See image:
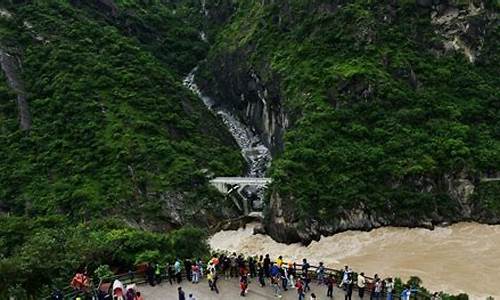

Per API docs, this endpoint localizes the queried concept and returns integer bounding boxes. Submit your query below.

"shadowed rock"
[0,48,31,130]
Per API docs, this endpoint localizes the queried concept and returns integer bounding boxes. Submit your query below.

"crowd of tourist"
[143,253,428,300]
[56,253,436,299]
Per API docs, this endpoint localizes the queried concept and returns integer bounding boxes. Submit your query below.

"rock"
[429,0,495,63]
[198,50,288,155]
[0,48,31,130]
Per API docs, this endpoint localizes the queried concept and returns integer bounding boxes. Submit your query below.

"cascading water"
[183,67,271,205]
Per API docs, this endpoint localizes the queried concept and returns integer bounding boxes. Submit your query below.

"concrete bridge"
[480,177,500,182]
[209,177,272,215]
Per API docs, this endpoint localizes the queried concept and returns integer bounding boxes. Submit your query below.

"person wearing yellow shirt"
[276,255,284,267]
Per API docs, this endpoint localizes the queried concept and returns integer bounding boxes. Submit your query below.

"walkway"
[139,278,356,300]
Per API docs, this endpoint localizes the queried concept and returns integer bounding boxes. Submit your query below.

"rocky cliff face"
[425,0,498,63]
[266,173,500,245]
[198,53,289,155]
[0,48,31,131]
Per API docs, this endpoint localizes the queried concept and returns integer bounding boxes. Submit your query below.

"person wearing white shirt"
[357,272,366,298]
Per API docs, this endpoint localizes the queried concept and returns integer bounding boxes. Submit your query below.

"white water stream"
[183,68,271,178]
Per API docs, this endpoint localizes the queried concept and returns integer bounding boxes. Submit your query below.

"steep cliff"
[201,0,500,243]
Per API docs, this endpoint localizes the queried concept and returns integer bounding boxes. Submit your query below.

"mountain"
[198,0,500,243]
[0,0,499,297]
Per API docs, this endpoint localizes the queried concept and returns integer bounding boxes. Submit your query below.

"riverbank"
[209,222,500,299]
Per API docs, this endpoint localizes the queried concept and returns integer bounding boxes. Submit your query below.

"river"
[210,222,500,299]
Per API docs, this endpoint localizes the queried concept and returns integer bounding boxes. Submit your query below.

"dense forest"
[0,1,243,297]
[0,0,499,298]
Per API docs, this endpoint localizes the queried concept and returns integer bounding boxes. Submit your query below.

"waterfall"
[183,67,271,179]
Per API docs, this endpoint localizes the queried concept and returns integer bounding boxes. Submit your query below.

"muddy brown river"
[209,222,500,299]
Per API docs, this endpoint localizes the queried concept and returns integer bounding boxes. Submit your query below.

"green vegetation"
[205,0,500,224]
[0,1,243,296]
[0,216,209,298]
[1,0,499,297]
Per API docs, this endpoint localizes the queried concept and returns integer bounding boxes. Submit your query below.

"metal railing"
[286,262,431,300]
[47,258,432,299]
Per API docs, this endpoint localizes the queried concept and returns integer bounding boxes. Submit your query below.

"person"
[271,274,282,298]
[155,263,162,284]
[344,273,354,300]
[258,259,266,287]
[316,262,325,284]
[98,288,111,300]
[146,263,155,286]
[303,273,311,292]
[301,258,310,275]
[430,292,441,300]
[134,292,144,300]
[230,252,238,278]
[167,263,175,285]
[188,294,196,300]
[357,272,366,298]
[326,274,334,298]
[271,263,280,278]
[370,274,380,300]
[71,272,90,291]
[295,277,305,300]
[237,255,247,276]
[51,289,63,300]
[401,286,411,300]
[112,279,125,300]
[220,255,228,279]
[340,266,350,289]
[249,256,257,278]
[373,278,382,300]
[125,284,136,300]
[178,287,185,300]
[264,254,271,278]
[280,266,288,291]
[385,278,394,300]
[174,259,182,284]
[310,293,317,300]
[184,259,192,282]
[191,263,199,284]
[197,258,204,279]
[207,264,219,294]
[240,274,249,296]
[288,263,296,288]
[276,255,284,267]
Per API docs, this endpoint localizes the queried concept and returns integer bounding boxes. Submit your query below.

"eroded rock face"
[428,1,497,63]
[0,48,31,130]
[199,51,289,155]
[264,171,496,244]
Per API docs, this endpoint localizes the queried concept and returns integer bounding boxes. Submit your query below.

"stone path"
[139,278,360,300]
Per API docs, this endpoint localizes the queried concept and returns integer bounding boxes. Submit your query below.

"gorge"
[0,1,499,298]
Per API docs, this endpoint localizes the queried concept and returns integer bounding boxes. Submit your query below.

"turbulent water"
[183,68,271,178]
[210,222,500,299]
